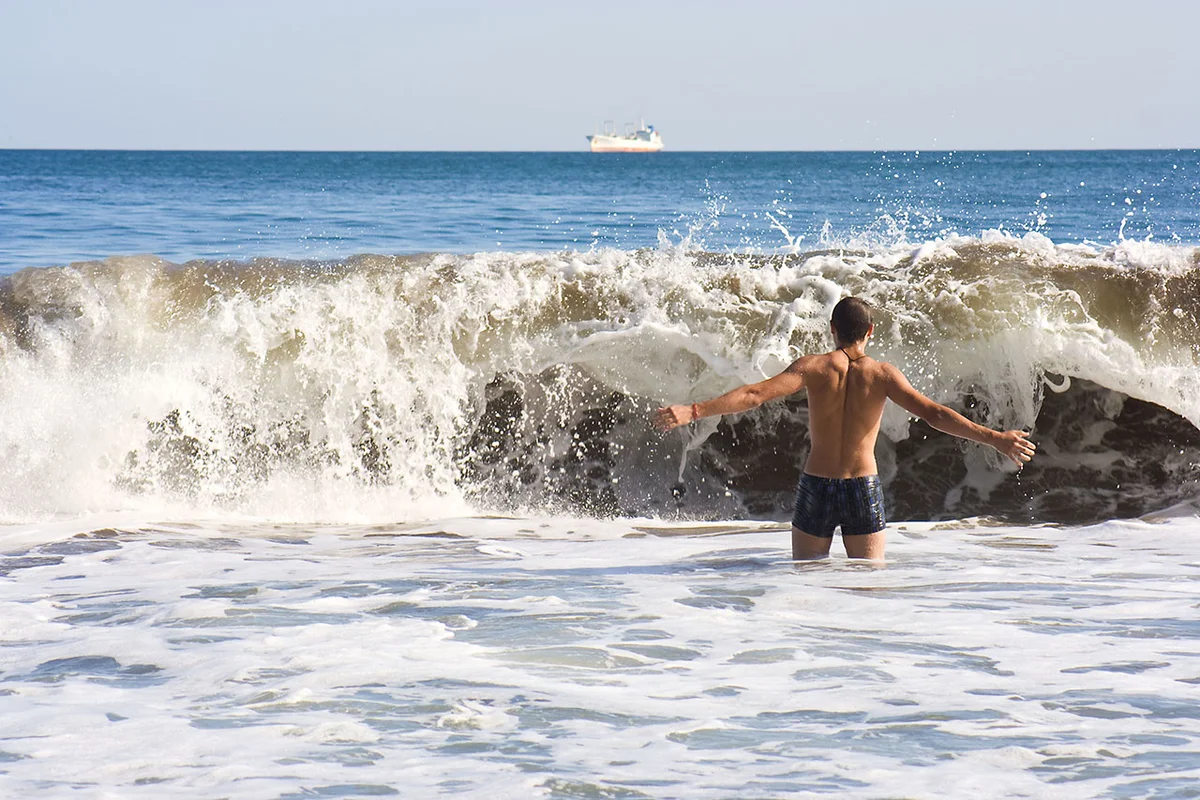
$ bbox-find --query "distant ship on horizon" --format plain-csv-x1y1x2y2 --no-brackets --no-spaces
587,120,664,153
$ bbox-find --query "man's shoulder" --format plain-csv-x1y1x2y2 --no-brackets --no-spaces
786,352,833,372
787,352,905,380
845,355,905,384
867,358,903,378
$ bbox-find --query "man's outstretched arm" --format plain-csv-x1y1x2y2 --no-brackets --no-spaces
654,360,808,431
882,363,1036,466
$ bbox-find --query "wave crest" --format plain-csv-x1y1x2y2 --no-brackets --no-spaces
1,235,1197,523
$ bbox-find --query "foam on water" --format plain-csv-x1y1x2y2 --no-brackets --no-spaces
1,235,1197,524
4,149,1198,799
1,512,1198,798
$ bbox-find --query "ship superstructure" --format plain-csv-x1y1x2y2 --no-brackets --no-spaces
587,120,664,152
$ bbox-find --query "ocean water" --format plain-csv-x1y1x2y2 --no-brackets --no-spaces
1,150,1198,798
3,150,1200,270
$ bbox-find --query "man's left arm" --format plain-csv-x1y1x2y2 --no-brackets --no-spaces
654,360,807,431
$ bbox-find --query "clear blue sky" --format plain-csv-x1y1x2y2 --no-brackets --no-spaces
2,0,1197,151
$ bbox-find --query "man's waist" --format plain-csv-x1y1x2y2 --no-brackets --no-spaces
801,472,881,483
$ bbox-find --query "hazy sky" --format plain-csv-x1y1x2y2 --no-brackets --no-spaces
2,0,1197,151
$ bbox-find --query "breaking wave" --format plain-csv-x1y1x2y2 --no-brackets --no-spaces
1,232,1198,524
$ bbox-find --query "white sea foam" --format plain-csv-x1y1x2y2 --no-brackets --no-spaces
1,512,1197,798
0,237,1197,524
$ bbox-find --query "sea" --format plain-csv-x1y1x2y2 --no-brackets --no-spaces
1,149,1198,798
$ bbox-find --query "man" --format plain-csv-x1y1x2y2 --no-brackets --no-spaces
654,297,1036,560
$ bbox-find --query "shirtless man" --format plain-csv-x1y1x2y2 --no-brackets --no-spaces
654,297,1036,560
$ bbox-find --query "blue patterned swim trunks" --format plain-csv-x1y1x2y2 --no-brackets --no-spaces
791,473,887,537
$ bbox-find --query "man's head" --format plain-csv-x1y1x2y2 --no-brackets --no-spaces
830,296,873,345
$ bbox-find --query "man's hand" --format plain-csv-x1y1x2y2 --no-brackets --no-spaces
995,430,1037,467
654,404,695,432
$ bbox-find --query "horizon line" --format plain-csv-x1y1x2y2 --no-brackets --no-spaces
3,146,1198,154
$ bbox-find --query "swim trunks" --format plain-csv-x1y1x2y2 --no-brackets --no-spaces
791,473,887,537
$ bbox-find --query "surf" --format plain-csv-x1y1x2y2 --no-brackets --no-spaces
1,233,1197,524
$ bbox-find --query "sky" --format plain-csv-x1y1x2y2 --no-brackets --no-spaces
2,0,1198,151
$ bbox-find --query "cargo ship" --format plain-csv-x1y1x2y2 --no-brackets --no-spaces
587,120,664,153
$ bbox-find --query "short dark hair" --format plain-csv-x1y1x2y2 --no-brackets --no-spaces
831,297,873,343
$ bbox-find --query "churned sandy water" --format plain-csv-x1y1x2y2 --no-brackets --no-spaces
2,511,1197,798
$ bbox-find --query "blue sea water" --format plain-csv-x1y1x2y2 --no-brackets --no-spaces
1,150,1199,799
2,149,1199,272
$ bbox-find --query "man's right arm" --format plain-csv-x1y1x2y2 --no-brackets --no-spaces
882,363,1036,467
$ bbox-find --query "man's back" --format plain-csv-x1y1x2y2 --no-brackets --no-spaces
789,350,890,479
653,295,1035,559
